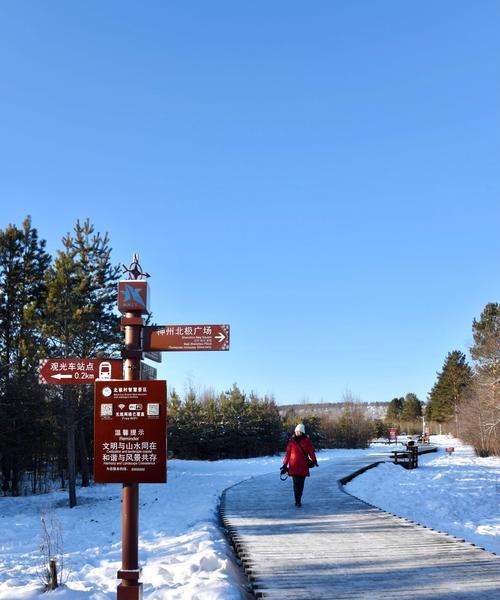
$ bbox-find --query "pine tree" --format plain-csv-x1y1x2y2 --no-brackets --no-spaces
470,303,500,378
168,385,284,459
385,397,404,424
400,393,422,421
426,351,472,427
0,217,51,494
459,304,500,456
42,219,120,507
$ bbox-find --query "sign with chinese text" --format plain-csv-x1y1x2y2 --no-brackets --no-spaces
38,358,123,385
94,380,167,484
143,324,230,352
118,280,150,314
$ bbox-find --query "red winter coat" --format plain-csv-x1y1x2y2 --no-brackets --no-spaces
283,435,317,477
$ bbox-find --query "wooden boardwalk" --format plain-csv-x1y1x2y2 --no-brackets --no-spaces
220,452,500,599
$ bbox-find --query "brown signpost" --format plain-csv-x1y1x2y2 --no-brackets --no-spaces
143,324,230,352
35,253,230,600
94,380,166,484
38,358,123,385
102,255,228,600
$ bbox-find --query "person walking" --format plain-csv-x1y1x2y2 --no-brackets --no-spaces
281,423,318,507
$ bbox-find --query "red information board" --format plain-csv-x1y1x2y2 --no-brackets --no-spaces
143,324,230,352
94,380,167,484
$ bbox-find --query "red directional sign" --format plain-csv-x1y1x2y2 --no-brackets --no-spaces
388,428,398,441
143,324,230,352
94,380,167,484
39,358,123,385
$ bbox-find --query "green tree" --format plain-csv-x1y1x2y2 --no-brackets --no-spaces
386,397,404,424
371,418,387,439
400,393,422,421
43,219,120,507
0,217,51,495
168,385,284,459
470,303,500,378
426,351,472,428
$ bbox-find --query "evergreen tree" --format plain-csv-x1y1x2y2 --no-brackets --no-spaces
0,217,51,495
167,385,284,459
400,393,422,421
426,351,472,426
459,304,500,456
42,219,120,507
385,397,404,424
470,303,500,378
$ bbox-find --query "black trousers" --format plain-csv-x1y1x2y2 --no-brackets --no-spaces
292,475,306,503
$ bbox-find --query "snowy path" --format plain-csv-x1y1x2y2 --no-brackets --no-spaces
221,453,500,599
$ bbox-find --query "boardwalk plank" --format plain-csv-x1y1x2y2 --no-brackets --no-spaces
220,451,500,599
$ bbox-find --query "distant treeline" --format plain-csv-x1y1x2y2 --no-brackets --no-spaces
167,387,381,460
168,385,283,459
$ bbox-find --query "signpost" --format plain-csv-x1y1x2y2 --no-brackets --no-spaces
445,447,455,456
38,358,123,385
38,254,229,600
143,324,230,352
114,255,230,600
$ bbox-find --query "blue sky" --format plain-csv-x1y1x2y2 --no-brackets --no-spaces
1,2,499,405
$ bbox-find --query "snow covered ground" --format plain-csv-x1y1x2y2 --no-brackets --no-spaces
346,435,500,555
2,438,499,599
0,448,370,600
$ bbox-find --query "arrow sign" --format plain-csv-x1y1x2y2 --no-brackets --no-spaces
143,325,230,352
39,358,123,385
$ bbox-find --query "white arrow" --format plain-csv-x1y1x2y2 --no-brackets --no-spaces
52,373,73,380
215,332,225,343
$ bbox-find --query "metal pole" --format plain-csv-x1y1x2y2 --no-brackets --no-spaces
117,311,143,600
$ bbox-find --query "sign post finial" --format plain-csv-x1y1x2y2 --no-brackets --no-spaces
123,254,150,281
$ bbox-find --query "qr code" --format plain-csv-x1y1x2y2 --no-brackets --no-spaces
147,403,160,416
101,403,113,417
